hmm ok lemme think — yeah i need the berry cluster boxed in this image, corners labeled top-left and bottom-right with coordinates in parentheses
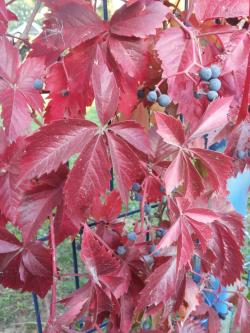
top-left (196, 64), bottom-right (221, 101)
top-left (146, 90), bottom-right (171, 107)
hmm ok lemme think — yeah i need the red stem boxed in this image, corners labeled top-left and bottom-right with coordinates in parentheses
top-left (197, 29), bottom-right (238, 38)
top-left (48, 214), bottom-right (57, 326)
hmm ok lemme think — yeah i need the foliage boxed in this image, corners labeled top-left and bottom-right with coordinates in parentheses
top-left (0, 0), bottom-right (250, 332)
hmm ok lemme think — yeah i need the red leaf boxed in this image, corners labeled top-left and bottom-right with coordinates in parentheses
top-left (64, 134), bottom-right (111, 214)
top-left (192, 0), bottom-right (249, 21)
top-left (20, 119), bottom-right (97, 180)
top-left (155, 113), bottom-right (185, 146)
top-left (0, 227), bottom-right (52, 297)
top-left (16, 166), bottom-right (68, 243)
top-left (109, 0), bottom-right (169, 38)
top-left (231, 295), bottom-right (250, 333)
top-left (92, 46), bottom-right (119, 126)
top-left (0, 38), bottom-right (44, 141)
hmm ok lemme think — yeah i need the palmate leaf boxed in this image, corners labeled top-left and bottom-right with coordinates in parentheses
top-left (0, 37), bottom-right (44, 141)
top-left (0, 227), bottom-right (52, 297)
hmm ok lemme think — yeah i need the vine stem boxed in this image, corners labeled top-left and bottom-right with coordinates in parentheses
top-left (197, 29), bottom-right (238, 38)
top-left (16, 0), bottom-right (41, 48)
top-left (47, 214), bottom-right (57, 326)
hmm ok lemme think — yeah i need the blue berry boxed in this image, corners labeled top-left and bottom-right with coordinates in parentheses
top-left (208, 78), bottom-right (221, 91)
top-left (156, 228), bottom-right (166, 238)
top-left (137, 89), bottom-right (145, 99)
top-left (132, 182), bottom-right (141, 192)
top-left (144, 204), bottom-right (151, 215)
top-left (210, 64), bottom-right (221, 79)
top-left (116, 246), bottom-right (126, 255)
top-left (237, 150), bottom-right (246, 160)
top-left (134, 192), bottom-right (142, 201)
top-left (143, 255), bottom-right (154, 265)
top-left (33, 79), bottom-right (43, 90)
top-left (158, 94), bottom-right (171, 107)
top-left (199, 67), bottom-right (212, 81)
top-left (207, 90), bottom-right (218, 101)
top-left (61, 89), bottom-right (69, 96)
top-left (146, 90), bottom-right (157, 103)
top-left (127, 231), bottom-right (137, 241)
top-left (142, 320), bottom-right (151, 330)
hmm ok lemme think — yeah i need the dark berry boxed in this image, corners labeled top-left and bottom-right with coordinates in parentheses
top-left (132, 182), bottom-right (141, 192)
top-left (134, 193), bottom-right (143, 202)
top-left (146, 90), bottom-right (157, 103)
top-left (33, 79), bottom-right (43, 90)
top-left (127, 231), bottom-right (137, 241)
top-left (207, 90), bottom-right (218, 101)
top-left (137, 89), bottom-right (145, 99)
top-left (208, 78), bottom-right (221, 91)
top-left (142, 320), bottom-right (151, 330)
top-left (156, 228), bottom-right (166, 238)
top-left (194, 91), bottom-right (202, 99)
top-left (116, 246), bottom-right (126, 255)
top-left (237, 150), bottom-right (246, 160)
top-left (199, 67), bottom-right (212, 81)
top-left (144, 203), bottom-right (151, 215)
top-left (61, 89), bottom-right (69, 96)
top-left (210, 64), bottom-right (221, 79)
top-left (157, 94), bottom-right (171, 107)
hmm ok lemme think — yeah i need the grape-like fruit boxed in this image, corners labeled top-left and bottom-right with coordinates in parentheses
top-left (210, 64), bottom-right (221, 78)
top-left (127, 231), bottom-right (137, 241)
top-left (146, 90), bottom-right (157, 103)
top-left (237, 150), bottom-right (246, 160)
top-left (144, 204), bottom-right (151, 215)
top-left (137, 89), bottom-right (145, 99)
top-left (207, 90), bottom-right (218, 101)
top-left (134, 193), bottom-right (143, 202)
top-left (116, 246), bottom-right (126, 255)
top-left (208, 78), bottom-right (221, 91)
top-left (158, 94), bottom-right (171, 107)
top-left (156, 228), bottom-right (166, 238)
top-left (142, 320), bottom-right (151, 330)
top-left (199, 67), bottom-right (212, 81)
top-left (33, 79), bottom-right (43, 90)
top-left (132, 183), bottom-right (141, 192)
top-left (61, 89), bottom-right (69, 96)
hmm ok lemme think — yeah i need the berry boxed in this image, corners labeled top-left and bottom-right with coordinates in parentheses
top-left (142, 320), bottom-right (151, 330)
top-left (208, 78), bottom-right (221, 91)
top-left (33, 79), bottom-right (43, 90)
top-left (248, 149), bottom-right (250, 157)
top-left (127, 231), bottom-right (137, 241)
top-left (61, 89), bottom-right (69, 96)
top-left (237, 150), bottom-right (246, 160)
top-left (157, 94), bottom-right (171, 107)
top-left (199, 67), bottom-right (212, 81)
top-left (210, 64), bottom-right (221, 78)
top-left (143, 255), bottom-right (154, 265)
top-left (194, 91), bottom-right (202, 99)
top-left (132, 182), bottom-right (141, 192)
top-left (207, 90), bottom-right (218, 101)
top-left (116, 246), bottom-right (126, 255)
top-left (134, 192), bottom-right (142, 201)
top-left (149, 245), bottom-right (160, 256)
top-left (156, 228), bottom-right (166, 238)
top-left (144, 203), bottom-right (151, 215)
top-left (146, 90), bottom-right (157, 103)
top-left (137, 89), bottom-right (145, 99)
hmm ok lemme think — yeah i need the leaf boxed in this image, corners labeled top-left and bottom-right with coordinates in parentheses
top-left (20, 119), bottom-right (97, 180)
top-left (0, 227), bottom-right (52, 297)
top-left (191, 0), bottom-right (249, 21)
top-left (0, 38), bottom-right (44, 141)
top-left (189, 97), bottom-right (233, 140)
top-left (137, 258), bottom-right (183, 309)
top-left (109, 0), bottom-right (169, 38)
top-left (107, 131), bottom-right (143, 204)
top-left (155, 113), bottom-right (185, 146)
top-left (92, 46), bottom-right (119, 126)
top-left (16, 166), bottom-right (68, 243)
top-left (64, 134), bottom-right (111, 214)
top-left (231, 295), bottom-right (250, 333)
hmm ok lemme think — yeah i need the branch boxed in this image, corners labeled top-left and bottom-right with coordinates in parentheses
top-left (16, 0), bottom-right (41, 48)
